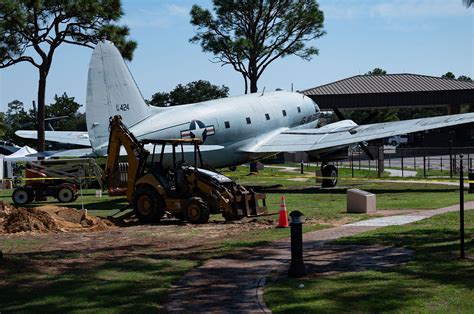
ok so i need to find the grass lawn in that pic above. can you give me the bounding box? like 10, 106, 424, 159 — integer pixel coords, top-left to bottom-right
1, 165, 473, 312
265, 210, 474, 313
0, 256, 198, 312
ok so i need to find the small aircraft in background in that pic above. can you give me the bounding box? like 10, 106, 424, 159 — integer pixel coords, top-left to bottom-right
16, 40, 474, 187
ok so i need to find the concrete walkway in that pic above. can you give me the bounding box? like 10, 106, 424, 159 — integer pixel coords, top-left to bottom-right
164, 202, 474, 313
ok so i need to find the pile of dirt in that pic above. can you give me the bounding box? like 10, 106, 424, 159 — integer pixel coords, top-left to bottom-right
0, 202, 115, 234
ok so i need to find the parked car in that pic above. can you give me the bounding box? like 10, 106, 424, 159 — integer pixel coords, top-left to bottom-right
386, 135, 408, 146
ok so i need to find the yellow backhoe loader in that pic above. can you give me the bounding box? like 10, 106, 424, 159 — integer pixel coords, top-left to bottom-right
103, 115, 267, 224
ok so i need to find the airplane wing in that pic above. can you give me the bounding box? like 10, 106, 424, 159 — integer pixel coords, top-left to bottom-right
27, 144, 224, 159
15, 130, 90, 147
241, 112, 474, 153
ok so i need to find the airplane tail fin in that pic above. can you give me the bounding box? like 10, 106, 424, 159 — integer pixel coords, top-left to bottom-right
86, 40, 152, 151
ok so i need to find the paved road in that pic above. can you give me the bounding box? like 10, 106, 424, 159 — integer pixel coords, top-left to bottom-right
164, 202, 474, 313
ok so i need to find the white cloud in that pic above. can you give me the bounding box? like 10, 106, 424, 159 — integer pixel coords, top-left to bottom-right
166, 4, 188, 17
121, 4, 190, 29
321, 0, 472, 20
372, 0, 472, 18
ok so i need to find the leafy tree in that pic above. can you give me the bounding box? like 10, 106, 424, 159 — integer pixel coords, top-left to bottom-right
442, 72, 456, 79
0, 0, 136, 152
190, 0, 325, 94
457, 75, 472, 81
4, 100, 35, 145
149, 92, 171, 107
366, 68, 387, 75
464, 0, 473, 7
46, 93, 85, 131
149, 80, 229, 107
0, 112, 5, 139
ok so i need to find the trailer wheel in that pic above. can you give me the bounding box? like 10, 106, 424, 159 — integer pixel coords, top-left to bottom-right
12, 188, 30, 205
133, 187, 165, 223
57, 187, 75, 203
321, 165, 338, 188
185, 197, 210, 224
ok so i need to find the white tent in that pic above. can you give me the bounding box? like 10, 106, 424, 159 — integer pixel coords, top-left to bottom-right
4, 145, 37, 162
0, 154, 4, 180
3, 146, 38, 179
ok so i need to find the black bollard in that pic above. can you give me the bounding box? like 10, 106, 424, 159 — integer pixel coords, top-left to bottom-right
288, 211, 306, 277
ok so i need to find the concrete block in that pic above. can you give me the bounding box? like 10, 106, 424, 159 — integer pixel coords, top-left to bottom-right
347, 189, 376, 213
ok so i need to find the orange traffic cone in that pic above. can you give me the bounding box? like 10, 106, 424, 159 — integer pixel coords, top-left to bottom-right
277, 195, 289, 228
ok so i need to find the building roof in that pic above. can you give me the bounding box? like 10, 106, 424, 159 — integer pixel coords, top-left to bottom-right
303, 73, 474, 96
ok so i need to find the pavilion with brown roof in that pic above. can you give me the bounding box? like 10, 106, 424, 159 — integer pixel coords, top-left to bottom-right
302, 73, 474, 114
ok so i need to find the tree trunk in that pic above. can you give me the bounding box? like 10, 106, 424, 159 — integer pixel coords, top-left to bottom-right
249, 58, 258, 173
37, 69, 47, 152
250, 79, 258, 94
249, 65, 258, 93
243, 74, 248, 94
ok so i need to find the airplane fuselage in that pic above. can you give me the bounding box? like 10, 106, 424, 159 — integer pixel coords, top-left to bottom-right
96, 91, 320, 168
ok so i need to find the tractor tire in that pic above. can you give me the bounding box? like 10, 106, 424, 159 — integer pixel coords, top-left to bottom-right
321, 165, 338, 188
133, 187, 165, 223
185, 197, 210, 224
12, 188, 30, 205
57, 186, 75, 203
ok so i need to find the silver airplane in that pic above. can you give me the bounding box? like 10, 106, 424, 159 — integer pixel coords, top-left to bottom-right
17, 40, 474, 186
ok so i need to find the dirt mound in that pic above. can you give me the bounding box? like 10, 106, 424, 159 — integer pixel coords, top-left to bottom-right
0, 202, 115, 234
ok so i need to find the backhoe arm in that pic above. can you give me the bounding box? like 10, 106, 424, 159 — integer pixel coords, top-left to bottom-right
103, 115, 150, 201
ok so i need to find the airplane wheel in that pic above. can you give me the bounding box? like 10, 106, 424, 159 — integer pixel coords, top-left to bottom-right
321, 165, 338, 188
12, 188, 30, 205
57, 187, 75, 203
133, 187, 165, 223
185, 197, 210, 224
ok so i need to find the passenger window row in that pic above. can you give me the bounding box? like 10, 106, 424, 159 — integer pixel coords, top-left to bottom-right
223, 107, 305, 128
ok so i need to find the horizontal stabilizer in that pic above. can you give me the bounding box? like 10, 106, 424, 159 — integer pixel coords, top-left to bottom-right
15, 130, 90, 147
27, 148, 94, 158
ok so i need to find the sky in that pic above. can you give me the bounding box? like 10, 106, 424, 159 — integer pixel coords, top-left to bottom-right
0, 0, 473, 112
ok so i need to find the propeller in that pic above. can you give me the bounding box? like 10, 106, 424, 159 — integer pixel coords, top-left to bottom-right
332, 106, 375, 160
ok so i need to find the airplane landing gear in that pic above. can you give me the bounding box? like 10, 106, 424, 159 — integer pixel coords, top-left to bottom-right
321, 164, 338, 188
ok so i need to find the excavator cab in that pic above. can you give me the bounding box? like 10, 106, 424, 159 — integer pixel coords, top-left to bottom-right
143, 138, 203, 196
